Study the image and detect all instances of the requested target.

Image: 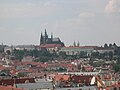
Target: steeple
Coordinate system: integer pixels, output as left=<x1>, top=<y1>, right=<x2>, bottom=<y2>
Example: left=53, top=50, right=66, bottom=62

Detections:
left=45, top=29, right=48, bottom=38
left=77, top=41, right=80, bottom=46
left=51, top=32, right=53, bottom=40
left=44, top=29, right=48, bottom=44
left=73, top=41, right=76, bottom=47
left=40, top=32, right=43, bottom=45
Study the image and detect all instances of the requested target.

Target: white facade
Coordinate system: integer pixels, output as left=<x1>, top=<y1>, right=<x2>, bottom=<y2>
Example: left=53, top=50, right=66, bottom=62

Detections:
left=93, top=49, right=114, bottom=54
left=4, top=45, right=35, bottom=52
left=60, top=46, right=96, bottom=56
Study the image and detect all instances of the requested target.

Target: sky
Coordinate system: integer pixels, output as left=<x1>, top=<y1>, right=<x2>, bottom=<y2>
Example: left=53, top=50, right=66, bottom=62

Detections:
left=0, top=0, right=120, bottom=46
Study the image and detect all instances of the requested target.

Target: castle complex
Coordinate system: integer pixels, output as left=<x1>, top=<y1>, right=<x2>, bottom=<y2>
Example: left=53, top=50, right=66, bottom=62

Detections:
left=40, top=29, right=64, bottom=46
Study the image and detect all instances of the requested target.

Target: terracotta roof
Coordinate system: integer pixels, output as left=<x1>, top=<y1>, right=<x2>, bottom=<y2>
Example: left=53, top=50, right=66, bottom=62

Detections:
left=22, top=62, right=39, bottom=66
left=84, top=66, right=94, bottom=72
left=0, top=85, right=23, bottom=90
left=55, top=74, right=69, bottom=81
left=105, top=83, right=120, bottom=89
left=64, top=46, right=98, bottom=49
left=71, top=75, right=93, bottom=84
left=0, top=66, right=6, bottom=71
left=37, top=63, right=48, bottom=68
left=110, top=83, right=120, bottom=87
left=40, top=44, right=62, bottom=48
left=0, top=78, right=35, bottom=86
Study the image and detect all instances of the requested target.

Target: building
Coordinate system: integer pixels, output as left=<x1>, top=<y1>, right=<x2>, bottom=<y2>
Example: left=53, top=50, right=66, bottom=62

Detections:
left=40, top=29, right=64, bottom=46
left=39, top=29, right=64, bottom=52
left=60, top=46, right=97, bottom=56
left=16, top=79, right=53, bottom=90
left=4, top=45, right=35, bottom=53
left=0, top=44, right=4, bottom=52
left=0, top=85, right=23, bottom=90
left=93, top=47, right=114, bottom=54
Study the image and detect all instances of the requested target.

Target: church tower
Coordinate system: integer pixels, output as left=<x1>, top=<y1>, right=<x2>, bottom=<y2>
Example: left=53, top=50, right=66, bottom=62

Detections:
left=77, top=41, right=80, bottom=46
left=51, top=32, right=53, bottom=42
left=73, top=41, right=76, bottom=47
left=39, top=29, right=64, bottom=46
left=40, top=32, right=44, bottom=45
left=44, top=29, right=48, bottom=44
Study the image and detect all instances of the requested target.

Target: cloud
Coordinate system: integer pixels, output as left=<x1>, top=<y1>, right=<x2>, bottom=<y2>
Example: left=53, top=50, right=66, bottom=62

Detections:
left=105, top=0, right=120, bottom=14
left=42, top=12, right=95, bottom=30
left=79, top=12, right=95, bottom=18
left=46, top=12, right=95, bottom=29
left=0, top=1, right=58, bottom=18
left=41, top=12, right=95, bottom=45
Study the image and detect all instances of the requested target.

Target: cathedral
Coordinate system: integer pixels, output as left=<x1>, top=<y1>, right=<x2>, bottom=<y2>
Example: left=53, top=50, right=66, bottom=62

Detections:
left=40, top=29, right=64, bottom=46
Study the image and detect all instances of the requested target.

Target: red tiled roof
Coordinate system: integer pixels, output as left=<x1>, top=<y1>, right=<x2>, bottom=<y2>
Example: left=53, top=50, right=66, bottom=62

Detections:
left=37, top=63, right=48, bottom=68
left=110, top=83, right=120, bottom=87
left=64, top=46, right=98, bottom=49
left=22, top=61, right=39, bottom=66
left=0, top=85, right=23, bottom=90
left=12, top=60, right=22, bottom=66
left=0, top=78, right=35, bottom=86
left=55, top=74, right=69, bottom=81
left=17, top=69, right=32, bottom=73
left=40, top=44, right=62, bottom=48
left=84, top=66, right=94, bottom=72
left=71, top=75, right=93, bottom=84
left=0, top=66, right=6, bottom=71
left=60, top=64, right=73, bottom=68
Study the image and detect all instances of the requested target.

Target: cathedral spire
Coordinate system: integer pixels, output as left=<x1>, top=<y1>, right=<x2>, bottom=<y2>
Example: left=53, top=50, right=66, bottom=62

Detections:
left=77, top=41, right=80, bottom=46
left=40, top=32, right=43, bottom=45
left=44, top=29, right=48, bottom=44
left=51, top=32, right=53, bottom=40
left=73, top=41, right=76, bottom=47
left=45, top=29, right=48, bottom=38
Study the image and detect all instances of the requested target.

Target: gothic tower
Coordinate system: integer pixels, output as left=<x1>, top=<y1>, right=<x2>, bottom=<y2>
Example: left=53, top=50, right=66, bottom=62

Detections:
left=40, top=32, right=43, bottom=45
left=51, top=32, right=53, bottom=42
left=44, top=29, right=48, bottom=44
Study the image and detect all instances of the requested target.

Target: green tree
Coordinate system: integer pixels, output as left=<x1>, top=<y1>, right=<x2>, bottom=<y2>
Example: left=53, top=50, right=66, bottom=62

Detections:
left=113, top=64, right=120, bottom=73
left=108, top=51, right=113, bottom=59
left=59, top=51, right=67, bottom=59
left=91, top=52, right=99, bottom=58
left=13, top=49, right=25, bottom=60
left=79, top=51, right=87, bottom=58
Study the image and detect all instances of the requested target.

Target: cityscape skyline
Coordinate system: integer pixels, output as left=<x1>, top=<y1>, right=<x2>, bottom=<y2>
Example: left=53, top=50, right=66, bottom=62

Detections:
left=0, top=0, right=120, bottom=46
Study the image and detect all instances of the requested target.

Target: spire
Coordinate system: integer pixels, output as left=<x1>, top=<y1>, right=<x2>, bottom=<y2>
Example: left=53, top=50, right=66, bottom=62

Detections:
left=77, top=41, right=80, bottom=46
left=44, top=29, right=48, bottom=44
left=73, top=41, right=76, bottom=47
left=45, top=29, right=48, bottom=38
left=40, top=32, right=43, bottom=45
left=51, top=32, right=53, bottom=40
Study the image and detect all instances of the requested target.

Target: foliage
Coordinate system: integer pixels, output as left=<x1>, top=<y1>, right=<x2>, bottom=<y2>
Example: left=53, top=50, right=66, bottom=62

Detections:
left=92, top=61, right=105, bottom=67
left=13, top=49, right=25, bottom=60
left=59, top=51, right=67, bottom=59
left=113, top=64, right=120, bottom=73
left=113, top=60, right=120, bottom=73
left=57, top=68, right=67, bottom=72
left=17, top=72, right=27, bottom=77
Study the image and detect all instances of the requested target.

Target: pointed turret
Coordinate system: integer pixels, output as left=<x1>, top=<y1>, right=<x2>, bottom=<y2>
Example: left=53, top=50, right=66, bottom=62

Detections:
left=51, top=32, right=53, bottom=41
left=77, top=41, right=80, bottom=46
left=40, top=32, right=43, bottom=45
left=45, top=29, right=48, bottom=38
left=44, top=29, right=48, bottom=44
left=73, top=41, right=76, bottom=47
